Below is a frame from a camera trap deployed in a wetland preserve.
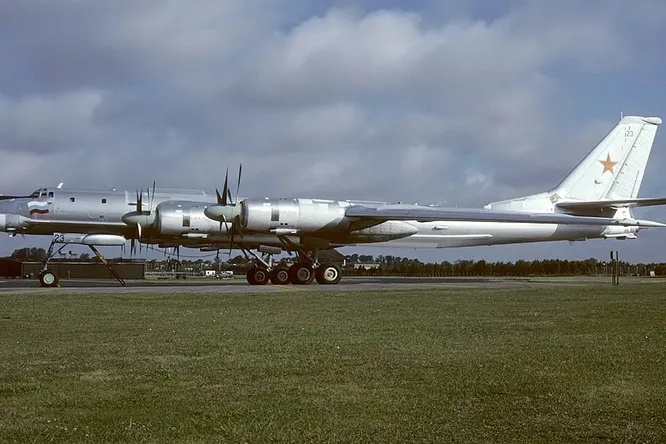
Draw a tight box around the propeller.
[206,164,244,251]
[122,180,158,256]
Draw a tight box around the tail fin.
[485,115,662,212]
[553,115,662,201]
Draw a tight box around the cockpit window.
[48,191,54,198]
[30,188,48,198]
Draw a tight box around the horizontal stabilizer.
[345,204,666,227]
[556,197,666,212]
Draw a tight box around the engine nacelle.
[0,213,29,232]
[241,198,351,233]
[156,201,229,236]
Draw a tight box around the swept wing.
[345,204,666,227]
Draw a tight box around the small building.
[0,258,23,278]
[21,261,146,280]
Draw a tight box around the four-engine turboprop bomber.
[1,115,665,287]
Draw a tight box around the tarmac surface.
[0,275,644,294]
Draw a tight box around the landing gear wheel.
[289,263,315,285]
[38,270,59,287]
[270,267,290,285]
[246,266,269,285]
[315,263,342,285]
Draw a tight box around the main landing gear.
[240,241,342,286]
[245,261,342,286]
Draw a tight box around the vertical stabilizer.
[553,116,661,202]
[485,116,662,212]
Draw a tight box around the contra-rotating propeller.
[122,180,157,255]
[205,164,244,254]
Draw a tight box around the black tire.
[289,263,315,285]
[38,270,59,287]
[246,266,269,285]
[315,263,342,285]
[270,267,290,285]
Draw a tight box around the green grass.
[1,285,665,443]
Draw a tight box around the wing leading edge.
[345,204,666,227]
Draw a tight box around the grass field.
[1,285,665,443]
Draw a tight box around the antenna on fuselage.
[56,183,64,189]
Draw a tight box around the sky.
[1,0,666,263]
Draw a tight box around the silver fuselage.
[0,186,636,250]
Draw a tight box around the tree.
[10,247,47,262]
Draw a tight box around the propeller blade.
[227,188,233,206]
[136,189,143,213]
[221,214,230,233]
[215,189,223,206]
[222,167,229,206]
[137,223,142,241]
[149,180,156,212]
[234,163,242,206]
[234,214,243,238]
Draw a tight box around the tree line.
[7,248,666,277]
[345,257,663,277]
